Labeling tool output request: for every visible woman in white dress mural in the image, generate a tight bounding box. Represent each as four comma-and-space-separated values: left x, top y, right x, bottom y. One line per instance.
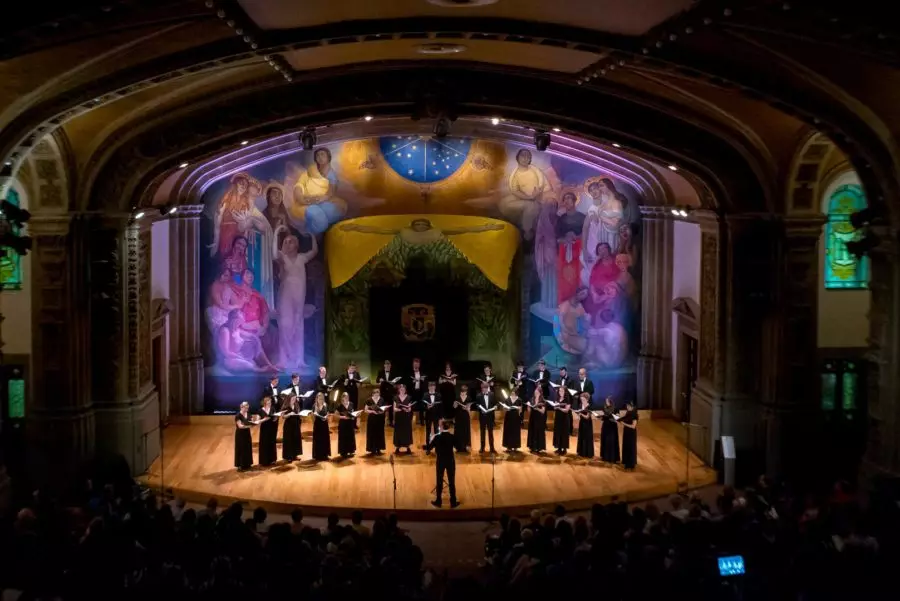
581, 177, 625, 285
273, 226, 318, 369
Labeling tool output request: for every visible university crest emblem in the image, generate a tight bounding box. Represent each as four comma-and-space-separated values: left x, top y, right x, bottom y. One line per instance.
401, 304, 436, 341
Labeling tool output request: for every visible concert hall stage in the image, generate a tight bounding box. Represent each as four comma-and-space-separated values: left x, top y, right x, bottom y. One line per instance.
140, 412, 716, 521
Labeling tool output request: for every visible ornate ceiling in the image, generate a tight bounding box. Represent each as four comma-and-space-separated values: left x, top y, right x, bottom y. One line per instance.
0, 0, 897, 220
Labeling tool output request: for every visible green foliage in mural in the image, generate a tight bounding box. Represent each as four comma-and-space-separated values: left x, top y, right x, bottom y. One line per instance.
329, 236, 514, 367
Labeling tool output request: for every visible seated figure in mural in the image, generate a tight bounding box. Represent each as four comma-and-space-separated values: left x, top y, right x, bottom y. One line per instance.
585, 242, 619, 314
291, 147, 348, 234
231, 268, 270, 338
581, 177, 626, 285
587, 309, 629, 368
216, 309, 279, 374
556, 288, 590, 355
555, 189, 586, 305
273, 225, 319, 370
500, 149, 550, 240
208, 172, 261, 258
339, 218, 504, 245
207, 267, 243, 333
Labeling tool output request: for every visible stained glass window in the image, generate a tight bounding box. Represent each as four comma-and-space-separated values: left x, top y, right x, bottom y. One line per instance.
821, 371, 836, 411
841, 371, 857, 411
824, 184, 869, 289
0, 189, 22, 289
7, 378, 24, 419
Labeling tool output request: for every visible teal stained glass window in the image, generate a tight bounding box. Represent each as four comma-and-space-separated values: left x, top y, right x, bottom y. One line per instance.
824, 184, 869, 289
7, 378, 24, 419
0, 189, 23, 289
841, 371, 857, 411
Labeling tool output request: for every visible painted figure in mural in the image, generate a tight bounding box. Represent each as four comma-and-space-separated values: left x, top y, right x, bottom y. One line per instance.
207, 267, 243, 333
556, 189, 587, 305
500, 149, 550, 240
339, 218, 504, 245
291, 147, 348, 234
557, 288, 590, 355
231, 268, 270, 339
534, 202, 559, 310
209, 172, 261, 257
263, 183, 297, 239
586, 309, 629, 368
581, 177, 626, 285
216, 309, 279, 374
273, 225, 319, 369
585, 243, 619, 315
222, 235, 248, 276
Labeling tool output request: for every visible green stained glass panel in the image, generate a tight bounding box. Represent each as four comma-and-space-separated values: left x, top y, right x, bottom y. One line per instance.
7, 379, 25, 419
841, 372, 857, 411
0, 189, 22, 290
824, 184, 869, 290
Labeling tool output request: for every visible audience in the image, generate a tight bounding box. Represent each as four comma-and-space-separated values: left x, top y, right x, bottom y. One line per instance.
0, 466, 897, 601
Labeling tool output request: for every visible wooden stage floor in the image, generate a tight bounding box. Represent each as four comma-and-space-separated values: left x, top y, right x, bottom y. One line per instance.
140, 412, 716, 521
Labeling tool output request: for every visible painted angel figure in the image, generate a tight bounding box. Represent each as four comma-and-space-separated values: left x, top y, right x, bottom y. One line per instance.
339, 218, 504, 245
273, 226, 318, 369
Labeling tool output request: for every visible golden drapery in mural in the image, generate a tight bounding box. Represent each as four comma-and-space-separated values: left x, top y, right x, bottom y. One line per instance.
325, 215, 519, 290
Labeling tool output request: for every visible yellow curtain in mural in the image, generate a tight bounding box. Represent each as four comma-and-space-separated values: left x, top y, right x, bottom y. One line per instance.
325, 214, 519, 290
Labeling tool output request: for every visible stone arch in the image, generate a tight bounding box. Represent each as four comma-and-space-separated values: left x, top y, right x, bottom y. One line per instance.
22, 130, 73, 213
785, 132, 843, 215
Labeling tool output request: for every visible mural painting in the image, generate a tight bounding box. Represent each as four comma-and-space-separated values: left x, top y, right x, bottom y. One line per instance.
201, 136, 642, 409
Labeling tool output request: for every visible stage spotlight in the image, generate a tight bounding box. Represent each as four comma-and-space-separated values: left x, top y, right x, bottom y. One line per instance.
534, 130, 551, 152
490, 117, 500, 125
363, 114, 374, 122
668, 164, 678, 171
552, 127, 561, 133
133, 210, 146, 220
300, 127, 317, 150
678, 209, 688, 217
433, 116, 452, 138
178, 162, 189, 169
612, 143, 622, 148
240, 140, 249, 146
671, 208, 679, 216
846, 232, 880, 257
159, 205, 177, 216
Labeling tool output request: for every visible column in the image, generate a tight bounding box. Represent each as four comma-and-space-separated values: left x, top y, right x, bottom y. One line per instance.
27, 215, 95, 490
863, 225, 900, 477
637, 207, 673, 410
761, 216, 824, 477
168, 205, 204, 415
91, 217, 160, 476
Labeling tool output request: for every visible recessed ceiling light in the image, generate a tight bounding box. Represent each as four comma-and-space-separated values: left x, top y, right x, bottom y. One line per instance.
668, 164, 678, 171
416, 43, 467, 55
671, 209, 679, 216
364, 115, 374, 122
612, 143, 622, 148
491, 117, 500, 125
552, 127, 561, 133
679, 209, 688, 217
178, 162, 189, 169
134, 211, 146, 220
240, 140, 248, 146
167, 206, 178, 215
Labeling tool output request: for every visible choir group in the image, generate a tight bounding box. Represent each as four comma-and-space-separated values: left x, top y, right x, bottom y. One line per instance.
234, 358, 639, 472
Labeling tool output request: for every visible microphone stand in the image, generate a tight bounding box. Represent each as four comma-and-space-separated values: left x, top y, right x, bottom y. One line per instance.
389, 453, 397, 511
490, 448, 496, 521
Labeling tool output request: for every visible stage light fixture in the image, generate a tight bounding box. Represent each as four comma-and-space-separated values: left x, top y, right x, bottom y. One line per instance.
534, 130, 551, 152
300, 127, 317, 150
490, 117, 500, 125
178, 162, 189, 169
552, 127, 561, 132
364, 114, 374, 122
134, 211, 146, 220
612, 143, 622, 148
671, 208, 680, 216
159, 205, 177, 216
240, 140, 248, 146
679, 209, 688, 217
668, 164, 678, 171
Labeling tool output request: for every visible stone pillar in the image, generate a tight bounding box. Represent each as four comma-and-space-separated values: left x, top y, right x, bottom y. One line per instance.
761, 217, 825, 478
637, 207, 673, 411
91, 217, 160, 476
27, 215, 95, 490
168, 205, 204, 415
863, 225, 900, 478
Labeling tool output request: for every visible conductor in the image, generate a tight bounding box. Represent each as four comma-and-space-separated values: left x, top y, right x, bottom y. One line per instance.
426, 420, 460, 508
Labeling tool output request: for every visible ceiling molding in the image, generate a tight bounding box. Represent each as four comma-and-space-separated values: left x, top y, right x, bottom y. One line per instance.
83, 66, 760, 216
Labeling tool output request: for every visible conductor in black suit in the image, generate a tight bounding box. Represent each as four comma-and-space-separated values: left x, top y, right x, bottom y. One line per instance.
426, 419, 459, 508
475, 381, 497, 454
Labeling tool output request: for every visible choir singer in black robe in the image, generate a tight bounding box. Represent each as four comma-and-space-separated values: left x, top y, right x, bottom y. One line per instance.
453, 385, 472, 453
551, 387, 572, 455
475, 381, 497, 454
600, 396, 621, 463
336, 392, 357, 458
526, 389, 547, 453
311, 393, 331, 461
575, 393, 594, 459
257, 396, 279, 466
393, 383, 414, 454
502, 389, 523, 452
439, 363, 458, 421
285, 373, 304, 407
234, 402, 256, 471
364, 389, 387, 455
376, 359, 397, 426
264, 376, 281, 405
408, 358, 426, 424
621, 400, 639, 469
423, 381, 442, 441
426, 420, 460, 508
281, 394, 303, 461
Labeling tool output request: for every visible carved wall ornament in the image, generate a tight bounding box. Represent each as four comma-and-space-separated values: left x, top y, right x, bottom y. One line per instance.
89, 225, 123, 404
698, 232, 718, 384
